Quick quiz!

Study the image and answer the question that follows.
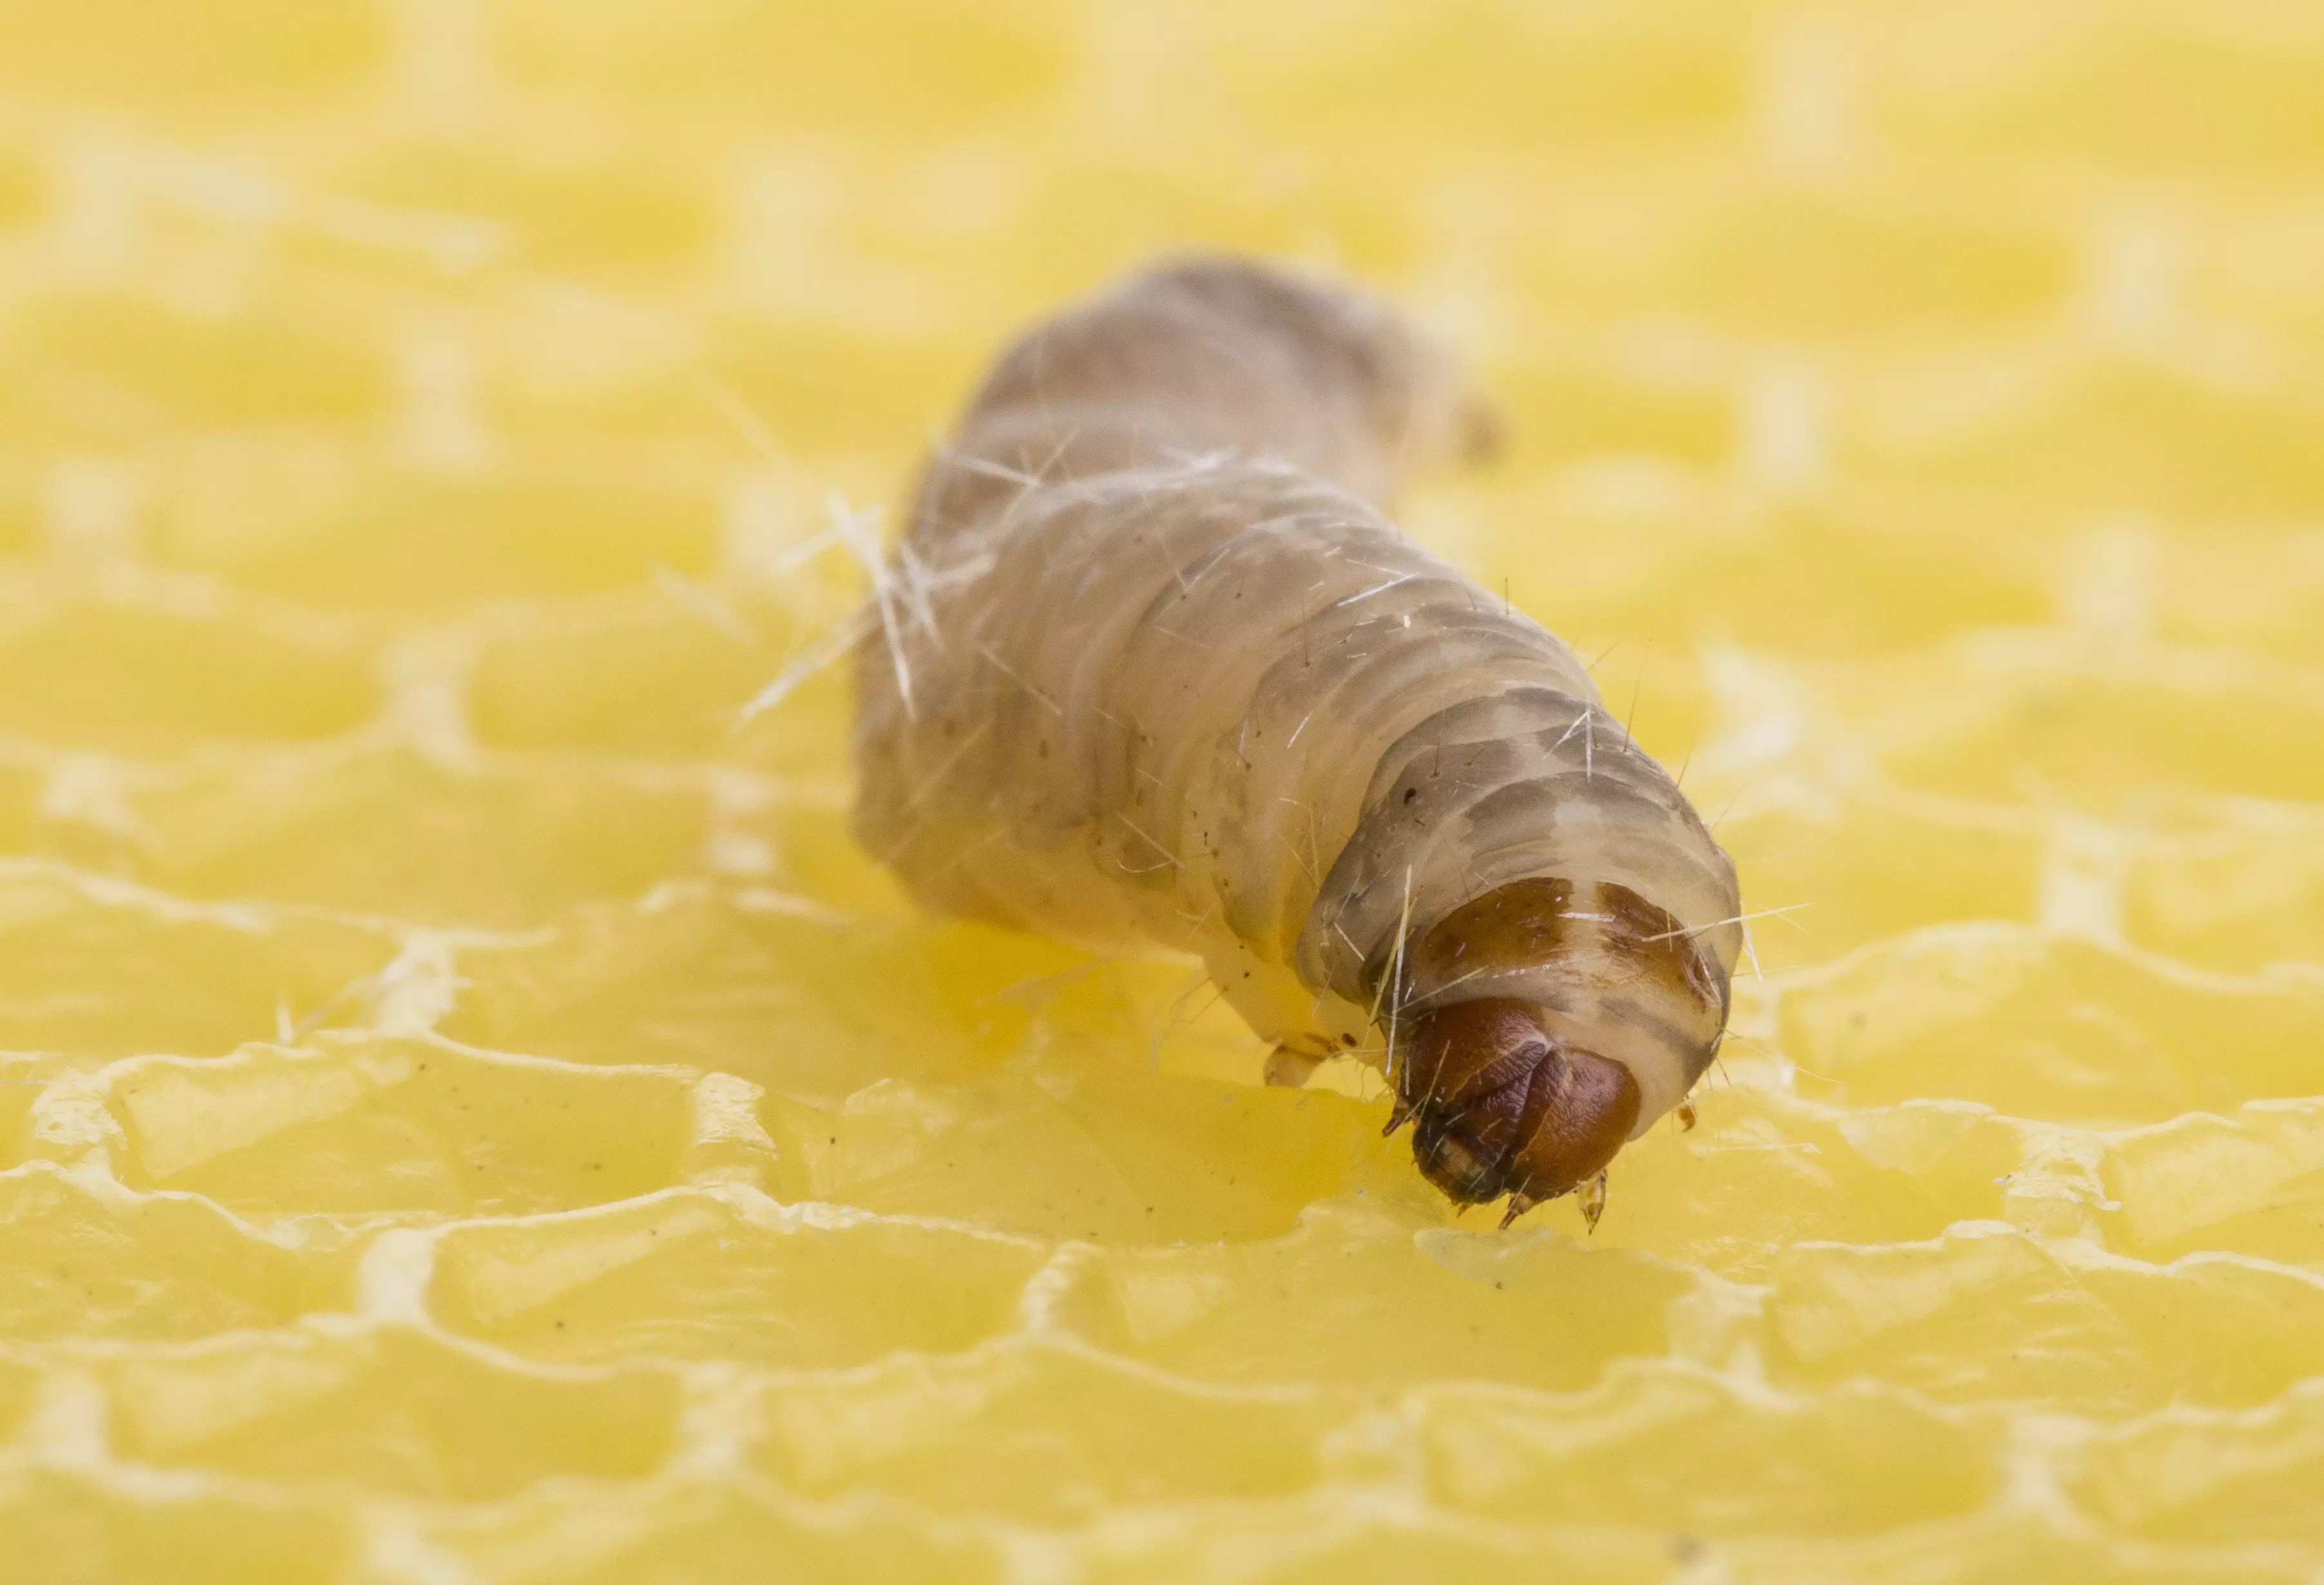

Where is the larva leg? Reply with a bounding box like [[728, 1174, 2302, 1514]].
[[1576, 1171, 1610, 1233], [1262, 1045, 1324, 1089]]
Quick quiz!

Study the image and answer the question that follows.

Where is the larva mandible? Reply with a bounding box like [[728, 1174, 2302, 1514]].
[[853, 258, 1741, 1228]]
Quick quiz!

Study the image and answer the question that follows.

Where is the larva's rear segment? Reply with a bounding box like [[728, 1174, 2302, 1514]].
[[853, 256, 1741, 1228]]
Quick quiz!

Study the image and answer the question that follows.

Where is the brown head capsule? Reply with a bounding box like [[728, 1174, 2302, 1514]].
[[1387, 998, 1641, 1231]]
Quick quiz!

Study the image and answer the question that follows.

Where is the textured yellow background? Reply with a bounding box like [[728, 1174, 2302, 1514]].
[[4, 1, 2324, 1580]]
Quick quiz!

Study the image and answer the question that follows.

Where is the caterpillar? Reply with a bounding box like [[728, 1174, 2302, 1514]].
[[852, 258, 1741, 1228]]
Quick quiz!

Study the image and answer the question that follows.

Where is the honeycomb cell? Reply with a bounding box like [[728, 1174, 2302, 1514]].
[[103, 1323, 683, 1500], [155, 468, 723, 611], [130, 747, 721, 926], [1215, 0, 1751, 152], [2097, 1099, 2324, 1269], [1721, 1515, 2314, 1585], [0, 1168, 341, 1342], [2071, 1251, 2324, 1409], [0, 1468, 356, 1585], [752, 1338, 1349, 1523], [1523, 502, 2053, 665], [1831, 1100, 2032, 1228], [0, 147, 43, 229], [493, 0, 1068, 131], [1720, 794, 2043, 975], [0, 1052, 113, 1170], [1863, 647, 2324, 807], [431, 1479, 1007, 1585], [348, 144, 713, 278], [765, 1054, 1387, 1244], [2148, 526, 2324, 673], [2128, 808, 2324, 973], [2070, 1381, 2324, 1545], [1667, 195, 2073, 337], [427, 1191, 1047, 1367], [1778, 925, 2324, 1121], [1939, 26, 2324, 179], [1071, 1202, 1697, 1393], [1583, 1086, 1957, 1279], [1485, 358, 1733, 469], [703, 315, 984, 455], [0, 754, 46, 853], [1765, 1224, 2158, 1413], [1422, 1365, 2000, 1536], [1879, 362, 2324, 518], [0, 596, 376, 754], [0, 866, 397, 1059], [1081, 1510, 1670, 1585], [0, 468, 37, 558], [0, 1349, 39, 1441], [106, 1035, 698, 1219], [443, 888, 1004, 1099], [469, 587, 835, 759], [12, 291, 387, 430]]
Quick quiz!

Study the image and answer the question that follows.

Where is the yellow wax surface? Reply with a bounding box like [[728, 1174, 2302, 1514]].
[[4, 3, 2323, 1580]]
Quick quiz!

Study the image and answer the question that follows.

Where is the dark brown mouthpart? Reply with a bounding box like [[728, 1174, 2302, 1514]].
[[1391, 998, 1641, 1220]]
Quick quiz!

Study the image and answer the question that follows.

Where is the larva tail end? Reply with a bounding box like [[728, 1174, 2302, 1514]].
[[1400, 1000, 1640, 1222]]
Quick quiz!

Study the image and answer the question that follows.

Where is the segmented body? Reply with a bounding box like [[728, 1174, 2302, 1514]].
[[853, 258, 1741, 1219]]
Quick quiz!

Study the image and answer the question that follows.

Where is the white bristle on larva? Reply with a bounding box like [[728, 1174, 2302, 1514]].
[[852, 257, 1742, 1220]]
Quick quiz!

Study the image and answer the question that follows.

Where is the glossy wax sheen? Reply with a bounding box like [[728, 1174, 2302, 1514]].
[[5, 2, 2324, 1582]]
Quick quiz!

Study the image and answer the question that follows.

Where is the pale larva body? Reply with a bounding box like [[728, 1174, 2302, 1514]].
[[854, 259, 1741, 1222]]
